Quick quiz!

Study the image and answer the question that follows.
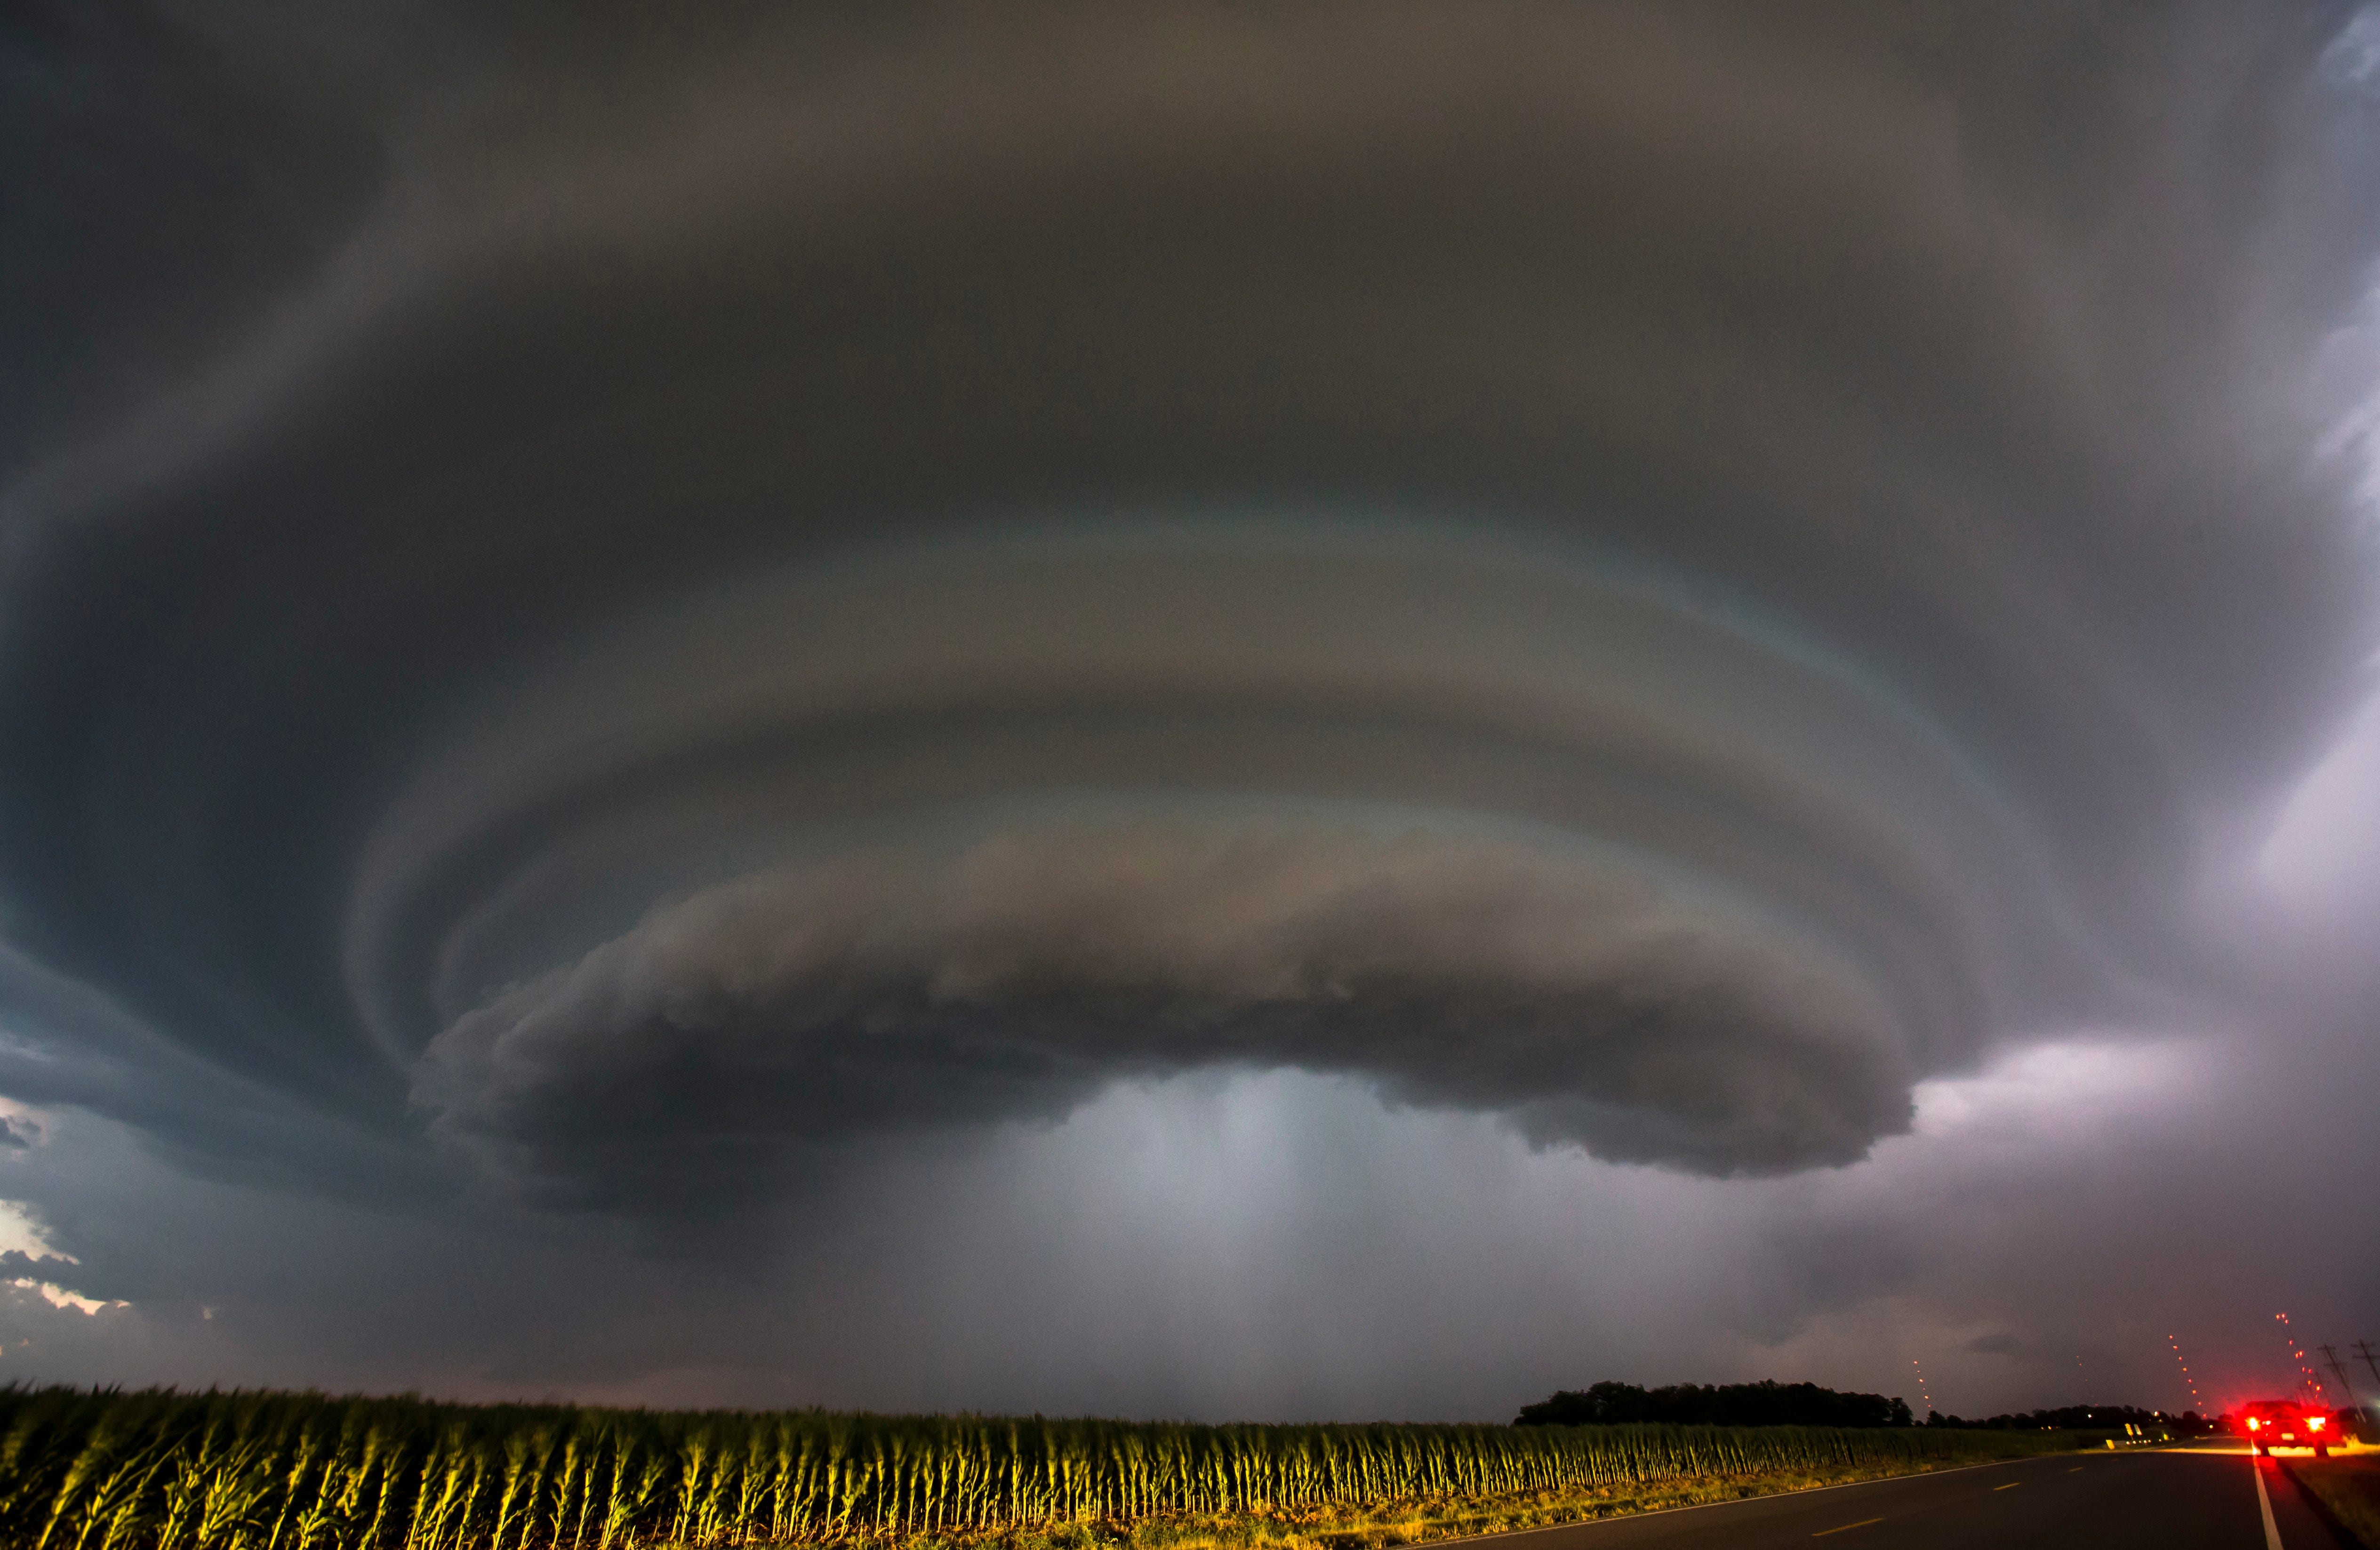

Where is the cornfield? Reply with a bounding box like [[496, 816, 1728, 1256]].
[[0, 1386, 2084, 1550]]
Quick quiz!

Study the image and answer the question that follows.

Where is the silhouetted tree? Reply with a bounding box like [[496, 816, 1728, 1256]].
[[1515, 1380, 1913, 1429]]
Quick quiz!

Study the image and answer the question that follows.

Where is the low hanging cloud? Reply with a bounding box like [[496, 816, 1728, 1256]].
[[416, 825, 1915, 1203]]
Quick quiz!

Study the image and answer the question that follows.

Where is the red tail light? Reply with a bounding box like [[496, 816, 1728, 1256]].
[[2309, 1417, 2324, 1430], [2248, 1418, 2260, 1430]]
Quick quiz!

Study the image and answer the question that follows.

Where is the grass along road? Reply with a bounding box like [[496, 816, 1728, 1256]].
[[2281, 1445, 2380, 1549], [928, 1449, 2099, 1550]]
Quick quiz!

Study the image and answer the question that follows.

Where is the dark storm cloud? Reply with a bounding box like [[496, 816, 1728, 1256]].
[[1, 1, 2378, 1218], [415, 824, 1914, 1202], [0, 0, 403, 476]]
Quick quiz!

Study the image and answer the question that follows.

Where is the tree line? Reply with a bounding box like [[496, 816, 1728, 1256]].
[[1923, 1404, 2217, 1434], [1515, 1381, 1914, 1430]]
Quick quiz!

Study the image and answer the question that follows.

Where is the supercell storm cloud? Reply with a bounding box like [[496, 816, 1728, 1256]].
[[1, 1, 2378, 1410]]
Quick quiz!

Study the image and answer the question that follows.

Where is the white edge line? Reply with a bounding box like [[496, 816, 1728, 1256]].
[[1423, 1453, 2076, 1545], [2252, 1457, 2284, 1550]]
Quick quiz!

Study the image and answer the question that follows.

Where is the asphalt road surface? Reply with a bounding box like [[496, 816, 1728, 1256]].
[[1441, 1448, 2349, 1550]]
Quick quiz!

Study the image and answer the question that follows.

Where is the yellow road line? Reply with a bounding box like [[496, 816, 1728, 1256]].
[[1993, 1482, 2021, 1490], [1811, 1518, 1884, 1537]]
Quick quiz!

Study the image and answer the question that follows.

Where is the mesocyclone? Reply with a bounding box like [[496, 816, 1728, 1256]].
[[0, 3, 2372, 1210], [366, 520, 2081, 1196]]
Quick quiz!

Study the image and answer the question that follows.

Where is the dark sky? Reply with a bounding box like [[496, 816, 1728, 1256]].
[[1, 0, 2376, 1422]]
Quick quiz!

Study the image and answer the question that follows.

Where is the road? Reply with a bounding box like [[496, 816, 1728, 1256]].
[[1437, 1447, 2350, 1549]]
